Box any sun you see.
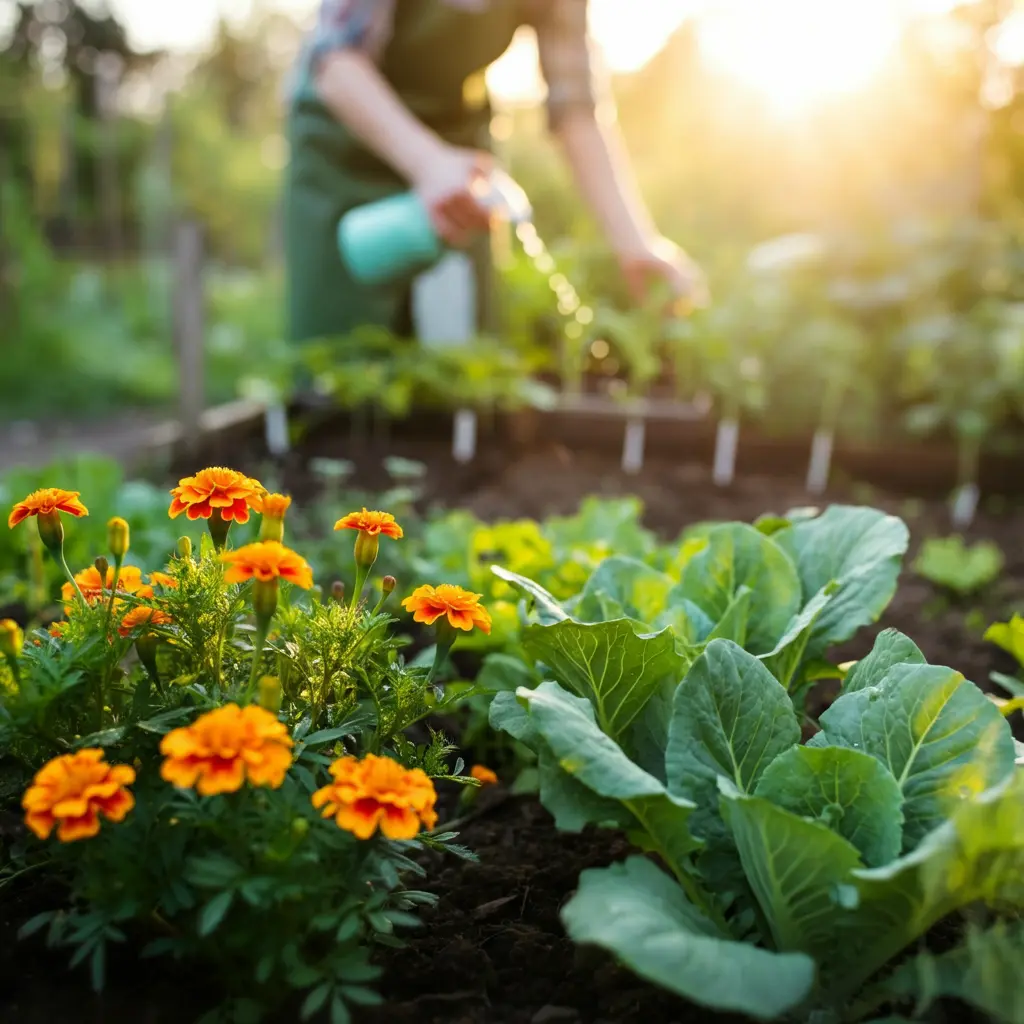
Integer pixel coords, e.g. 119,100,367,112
698,0,904,115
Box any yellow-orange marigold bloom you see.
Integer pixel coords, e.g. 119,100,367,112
8,488,89,530
62,564,145,610
219,541,314,589
118,606,173,637
168,467,264,524
402,584,492,634
470,764,498,785
261,493,292,518
22,749,135,843
312,753,438,840
148,571,178,590
160,703,293,796
333,508,404,539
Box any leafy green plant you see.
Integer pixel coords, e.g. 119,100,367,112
912,535,1004,597
488,504,1020,1022
0,467,483,1022
984,614,1024,717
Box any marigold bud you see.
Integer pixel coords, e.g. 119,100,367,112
107,517,130,559
177,536,193,560
382,575,396,595
353,530,379,570
253,577,279,626
36,509,64,553
258,675,282,713
0,619,24,659
94,556,109,580
291,817,310,839
259,494,291,544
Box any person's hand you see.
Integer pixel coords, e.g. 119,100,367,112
413,146,494,248
619,236,709,314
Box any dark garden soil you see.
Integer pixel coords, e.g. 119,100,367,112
3,413,1020,1023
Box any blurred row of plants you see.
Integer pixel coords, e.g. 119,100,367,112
4,0,1024,456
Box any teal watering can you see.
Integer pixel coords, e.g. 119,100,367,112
337,169,531,286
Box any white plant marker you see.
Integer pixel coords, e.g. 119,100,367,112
413,253,477,462
264,403,290,456
622,417,646,474
453,408,478,464
805,428,834,495
950,482,979,528
712,418,740,487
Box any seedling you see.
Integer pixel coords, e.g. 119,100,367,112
913,535,1004,598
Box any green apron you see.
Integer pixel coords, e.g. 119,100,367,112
285,0,523,345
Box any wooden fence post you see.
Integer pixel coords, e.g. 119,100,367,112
173,219,205,453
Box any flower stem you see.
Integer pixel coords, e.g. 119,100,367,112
56,548,87,608
245,622,269,703
102,556,123,637
350,564,369,612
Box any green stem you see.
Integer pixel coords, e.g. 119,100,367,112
350,564,369,612
245,621,269,704
56,548,87,608
102,556,123,637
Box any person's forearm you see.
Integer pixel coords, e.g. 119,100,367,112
554,111,657,258
314,50,445,182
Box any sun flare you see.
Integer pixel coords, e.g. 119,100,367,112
699,0,903,114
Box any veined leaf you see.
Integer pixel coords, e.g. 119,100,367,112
809,663,1016,849
665,640,800,840
491,689,632,831
720,781,863,960
521,619,688,741
561,857,815,1021
776,506,909,657
761,585,836,691
577,556,675,624
754,746,903,866
843,629,925,693
489,566,567,624
834,771,1024,1003
518,682,698,874
677,523,801,655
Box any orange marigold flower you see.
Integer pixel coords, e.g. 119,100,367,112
402,584,492,634
219,541,314,589
148,571,178,590
22,748,135,843
470,764,498,785
312,753,438,840
62,564,145,610
8,488,88,529
160,703,293,796
168,467,265,524
49,622,67,639
333,508,404,539
261,493,292,518
118,606,173,637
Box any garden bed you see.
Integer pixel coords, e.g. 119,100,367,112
3,408,1022,1024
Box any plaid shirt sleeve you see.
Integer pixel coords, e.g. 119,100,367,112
532,0,604,126
307,0,397,70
